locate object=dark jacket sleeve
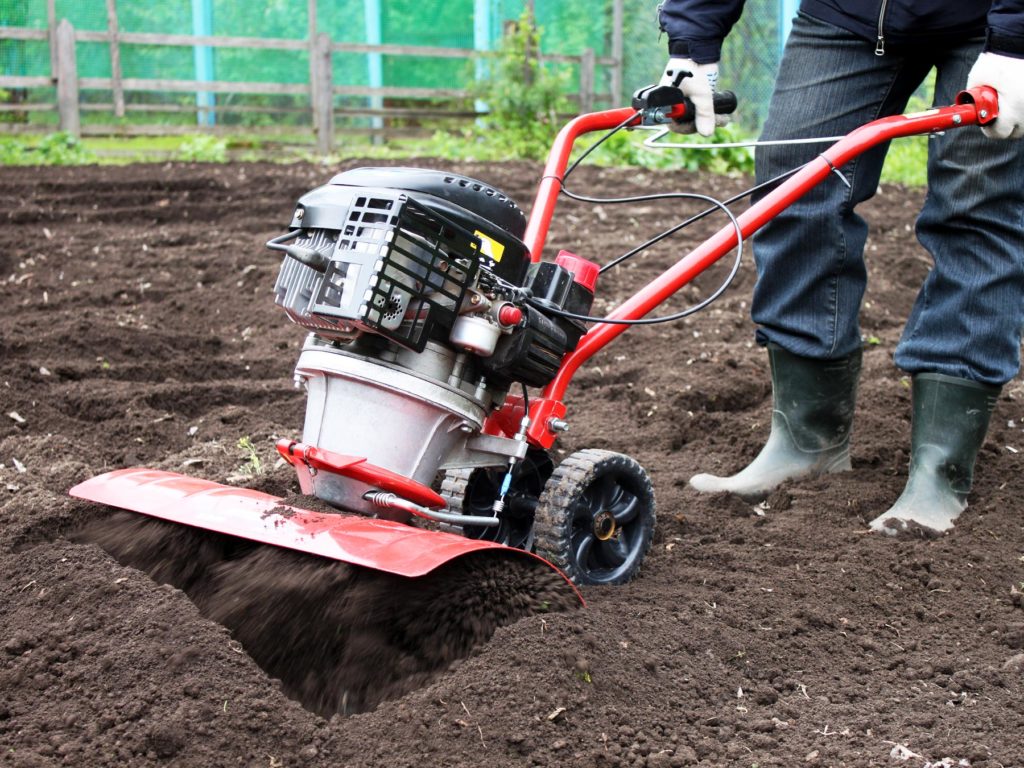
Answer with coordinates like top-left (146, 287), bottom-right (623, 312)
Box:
top-left (658, 0), bottom-right (746, 63)
top-left (987, 0), bottom-right (1024, 58)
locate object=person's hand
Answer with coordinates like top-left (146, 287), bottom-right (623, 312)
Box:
top-left (659, 57), bottom-right (720, 137)
top-left (966, 52), bottom-right (1024, 139)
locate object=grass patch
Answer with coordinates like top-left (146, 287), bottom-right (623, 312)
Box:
top-left (0, 121), bottom-right (927, 187)
top-left (879, 135), bottom-right (928, 187)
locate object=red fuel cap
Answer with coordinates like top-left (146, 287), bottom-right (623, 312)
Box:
top-left (555, 250), bottom-right (599, 293)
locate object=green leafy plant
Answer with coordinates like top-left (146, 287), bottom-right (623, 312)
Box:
top-left (466, 11), bottom-right (571, 160)
top-left (583, 121), bottom-right (755, 176)
top-left (0, 137), bottom-right (21, 165)
top-left (0, 133), bottom-right (95, 166)
top-left (237, 436), bottom-right (263, 476)
top-left (176, 134), bottom-right (228, 163)
top-left (36, 132), bottom-right (94, 164)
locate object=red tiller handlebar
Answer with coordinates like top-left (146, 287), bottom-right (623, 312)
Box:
top-left (519, 86), bottom-right (999, 449)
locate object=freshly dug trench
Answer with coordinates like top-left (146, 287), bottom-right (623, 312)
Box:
top-left (76, 512), bottom-right (578, 715)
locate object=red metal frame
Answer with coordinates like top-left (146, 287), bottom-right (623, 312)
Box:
top-left (275, 439), bottom-right (447, 509)
top-left (519, 87), bottom-right (999, 448)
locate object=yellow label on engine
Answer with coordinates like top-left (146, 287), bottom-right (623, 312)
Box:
top-left (474, 230), bottom-right (505, 263)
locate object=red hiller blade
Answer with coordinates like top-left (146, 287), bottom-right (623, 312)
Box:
top-left (69, 468), bottom-right (583, 602)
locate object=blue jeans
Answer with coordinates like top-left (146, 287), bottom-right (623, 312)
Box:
top-left (751, 13), bottom-right (1024, 386)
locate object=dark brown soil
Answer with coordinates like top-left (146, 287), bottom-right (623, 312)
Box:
top-left (1, 159), bottom-right (1023, 767)
top-left (75, 512), bottom-right (577, 716)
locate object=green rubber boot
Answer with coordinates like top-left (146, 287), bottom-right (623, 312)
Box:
top-left (870, 373), bottom-right (1000, 536)
top-left (689, 345), bottom-right (861, 502)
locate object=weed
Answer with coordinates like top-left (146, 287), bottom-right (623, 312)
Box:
top-left (237, 436), bottom-right (263, 476)
top-left (176, 134), bottom-right (228, 163)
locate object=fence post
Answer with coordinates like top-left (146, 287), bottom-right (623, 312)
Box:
top-left (106, 0), bottom-right (125, 118)
top-left (610, 0), bottom-right (623, 106)
top-left (46, 0), bottom-right (57, 79)
top-left (579, 48), bottom-right (595, 114)
top-left (308, 0), bottom-right (318, 130)
top-left (312, 32), bottom-right (334, 155)
top-left (55, 19), bottom-right (80, 138)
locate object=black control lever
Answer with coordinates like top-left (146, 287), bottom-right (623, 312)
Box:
top-left (631, 84), bottom-right (738, 125)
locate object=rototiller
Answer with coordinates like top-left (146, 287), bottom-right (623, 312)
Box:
top-left (71, 85), bottom-right (999, 595)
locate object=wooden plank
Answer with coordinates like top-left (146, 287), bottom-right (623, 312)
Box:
top-left (78, 124), bottom-right (313, 137)
top-left (55, 19), bottom-right (80, 137)
top-left (2, 121), bottom-right (450, 141)
top-left (333, 41), bottom-right (477, 59)
top-left (334, 107), bottom-right (479, 119)
top-left (80, 102), bottom-right (310, 115)
top-left (0, 103), bottom-right (55, 112)
top-left (75, 102), bottom-right (478, 120)
top-left (0, 124), bottom-right (50, 134)
top-left (78, 77), bottom-right (308, 96)
top-left (0, 28), bottom-right (49, 41)
top-left (332, 85), bottom-right (468, 99)
top-left (6, 25), bottom-right (613, 67)
top-left (0, 76), bottom-right (53, 88)
top-left (74, 30), bottom-right (308, 51)
top-left (106, 0), bottom-right (125, 117)
top-left (0, 26), bottom-right (615, 66)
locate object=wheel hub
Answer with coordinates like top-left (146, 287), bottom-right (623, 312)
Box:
top-left (593, 510), bottom-right (616, 541)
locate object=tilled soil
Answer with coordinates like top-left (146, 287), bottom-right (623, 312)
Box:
top-left (1, 160), bottom-right (1022, 767)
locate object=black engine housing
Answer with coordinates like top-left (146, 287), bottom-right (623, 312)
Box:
top-left (306, 167), bottom-right (534, 288)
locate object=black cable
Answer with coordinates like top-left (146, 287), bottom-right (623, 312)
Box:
top-left (544, 122), bottom-right (745, 325)
top-left (533, 125), bottom-right (814, 326)
top-left (265, 229), bottom-right (302, 252)
top-left (520, 382), bottom-right (530, 415)
top-left (591, 165), bottom-right (804, 274)
top-left (562, 111), bottom-right (640, 183)
top-left (525, 190), bottom-right (743, 326)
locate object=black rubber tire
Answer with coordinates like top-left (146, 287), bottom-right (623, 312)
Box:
top-left (534, 449), bottom-right (656, 586)
top-left (439, 448), bottom-right (553, 550)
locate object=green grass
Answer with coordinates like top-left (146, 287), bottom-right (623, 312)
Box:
top-left (879, 135), bottom-right (929, 186)
top-left (0, 121), bottom-right (931, 187)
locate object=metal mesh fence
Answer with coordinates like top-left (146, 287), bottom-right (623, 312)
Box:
top-left (1, 0), bottom-right (784, 134)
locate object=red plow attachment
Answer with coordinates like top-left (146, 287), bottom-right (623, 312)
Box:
top-left (70, 468), bottom-right (582, 602)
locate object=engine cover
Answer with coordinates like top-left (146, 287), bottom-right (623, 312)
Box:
top-left (273, 169), bottom-right (532, 351)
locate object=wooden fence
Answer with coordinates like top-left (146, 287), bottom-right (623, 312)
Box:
top-left (0, 10), bottom-right (620, 154)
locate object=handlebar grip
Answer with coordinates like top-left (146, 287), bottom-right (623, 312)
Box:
top-left (713, 90), bottom-right (738, 114)
top-left (680, 90), bottom-right (738, 119)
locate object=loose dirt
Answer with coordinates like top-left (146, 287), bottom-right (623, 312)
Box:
top-left (1, 159), bottom-right (1022, 767)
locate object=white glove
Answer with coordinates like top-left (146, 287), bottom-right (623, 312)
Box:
top-left (966, 51), bottom-right (1024, 139)
top-left (659, 57), bottom-right (720, 137)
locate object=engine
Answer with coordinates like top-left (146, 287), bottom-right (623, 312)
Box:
top-left (270, 167), bottom-right (597, 515)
